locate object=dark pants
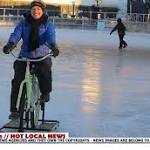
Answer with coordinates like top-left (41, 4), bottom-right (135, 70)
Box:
top-left (118, 33), bottom-right (127, 49)
top-left (10, 57), bottom-right (52, 112)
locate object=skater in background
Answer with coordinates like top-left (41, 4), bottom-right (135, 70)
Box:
top-left (110, 18), bottom-right (128, 50)
top-left (2, 0), bottom-right (59, 120)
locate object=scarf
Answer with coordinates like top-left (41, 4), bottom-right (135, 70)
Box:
top-left (25, 13), bottom-right (48, 52)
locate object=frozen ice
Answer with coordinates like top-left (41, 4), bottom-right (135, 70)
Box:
top-left (1, 27), bottom-right (150, 137)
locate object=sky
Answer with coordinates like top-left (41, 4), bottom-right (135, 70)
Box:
top-left (16, 0), bottom-right (123, 7)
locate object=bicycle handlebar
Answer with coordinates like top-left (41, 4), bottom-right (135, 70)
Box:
top-left (10, 51), bottom-right (53, 62)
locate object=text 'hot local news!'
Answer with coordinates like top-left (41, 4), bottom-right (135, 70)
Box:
top-left (0, 133), bottom-right (150, 143)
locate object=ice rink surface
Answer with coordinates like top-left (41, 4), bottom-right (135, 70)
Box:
top-left (1, 27), bottom-right (150, 137)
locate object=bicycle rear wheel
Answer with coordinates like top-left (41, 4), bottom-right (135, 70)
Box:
top-left (30, 100), bottom-right (41, 129)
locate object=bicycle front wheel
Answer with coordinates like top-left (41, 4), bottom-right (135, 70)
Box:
top-left (18, 84), bottom-right (27, 132)
top-left (30, 76), bottom-right (41, 129)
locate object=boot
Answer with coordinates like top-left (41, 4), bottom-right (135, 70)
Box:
top-left (40, 93), bottom-right (50, 104)
top-left (8, 112), bottom-right (19, 120)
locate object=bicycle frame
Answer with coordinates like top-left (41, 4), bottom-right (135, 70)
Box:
top-left (16, 61), bottom-right (39, 109)
top-left (0, 51), bottom-right (60, 132)
top-left (11, 52), bottom-right (53, 128)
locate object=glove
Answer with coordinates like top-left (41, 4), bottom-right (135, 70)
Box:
top-left (52, 46), bottom-right (59, 57)
top-left (3, 42), bottom-right (15, 54)
top-left (110, 32), bottom-right (112, 35)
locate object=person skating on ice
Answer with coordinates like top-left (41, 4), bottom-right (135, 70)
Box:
top-left (110, 18), bottom-right (128, 50)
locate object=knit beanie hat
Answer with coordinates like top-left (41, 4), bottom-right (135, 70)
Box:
top-left (30, 0), bottom-right (46, 11)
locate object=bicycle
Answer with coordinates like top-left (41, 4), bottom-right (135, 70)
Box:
top-left (9, 51), bottom-right (58, 132)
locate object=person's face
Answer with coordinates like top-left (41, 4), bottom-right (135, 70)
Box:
top-left (31, 6), bottom-right (43, 19)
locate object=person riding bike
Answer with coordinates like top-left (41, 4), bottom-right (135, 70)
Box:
top-left (3, 0), bottom-right (59, 120)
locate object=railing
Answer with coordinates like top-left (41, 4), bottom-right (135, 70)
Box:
top-left (0, 8), bottom-right (150, 22)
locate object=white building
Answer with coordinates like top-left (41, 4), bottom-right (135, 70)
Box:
top-left (0, 0), bottom-right (128, 17)
top-left (0, 0), bottom-right (128, 12)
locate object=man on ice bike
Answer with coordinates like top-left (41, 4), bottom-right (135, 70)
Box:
top-left (3, 0), bottom-right (59, 120)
